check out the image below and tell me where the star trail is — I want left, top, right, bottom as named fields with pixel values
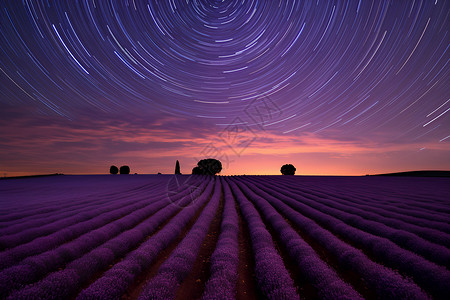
left=0, top=0, right=449, bottom=176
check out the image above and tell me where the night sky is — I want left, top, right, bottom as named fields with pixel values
left=1, top=0, right=449, bottom=176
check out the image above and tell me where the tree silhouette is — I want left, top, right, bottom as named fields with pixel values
left=110, top=165, right=118, bottom=175
left=175, top=160, right=181, bottom=175
left=120, top=165, right=130, bottom=174
left=281, top=164, right=296, bottom=175
left=196, top=158, right=222, bottom=175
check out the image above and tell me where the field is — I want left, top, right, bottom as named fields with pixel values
left=0, top=174, right=449, bottom=299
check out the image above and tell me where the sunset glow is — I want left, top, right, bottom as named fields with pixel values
left=1, top=1, right=449, bottom=176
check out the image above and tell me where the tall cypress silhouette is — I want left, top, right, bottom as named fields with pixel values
left=175, top=160, right=181, bottom=175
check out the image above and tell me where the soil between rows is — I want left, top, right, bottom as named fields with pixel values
left=235, top=194, right=259, bottom=300
left=271, top=202, right=374, bottom=299
left=174, top=186, right=224, bottom=300
left=242, top=179, right=375, bottom=298
left=122, top=190, right=213, bottom=300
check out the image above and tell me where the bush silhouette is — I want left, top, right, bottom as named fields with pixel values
left=175, top=160, right=181, bottom=175
left=120, top=165, right=130, bottom=174
left=192, top=166, right=203, bottom=175
left=281, top=164, right=296, bottom=175
left=195, top=158, right=222, bottom=175
left=110, top=165, right=118, bottom=174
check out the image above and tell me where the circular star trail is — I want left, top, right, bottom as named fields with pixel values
left=0, top=0, right=449, bottom=142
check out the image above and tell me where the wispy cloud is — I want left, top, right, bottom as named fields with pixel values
left=0, top=105, right=448, bottom=176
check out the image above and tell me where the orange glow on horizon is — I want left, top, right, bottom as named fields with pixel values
left=1, top=114, right=448, bottom=178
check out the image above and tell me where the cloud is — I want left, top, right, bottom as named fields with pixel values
left=1, top=104, right=448, bottom=176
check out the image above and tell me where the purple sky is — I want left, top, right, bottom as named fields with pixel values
left=1, top=1, right=449, bottom=176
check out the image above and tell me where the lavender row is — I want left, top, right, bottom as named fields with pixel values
left=291, top=176, right=448, bottom=206
left=0, top=177, right=161, bottom=223
left=0, top=177, right=181, bottom=264
left=251, top=178, right=450, bottom=265
left=202, top=178, right=239, bottom=300
left=279, top=182, right=450, bottom=246
left=0, top=179, right=168, bottom=236
left=243, top=178, right=448, bottom=299
left=296, top=178, right=449, bottom=219
left=0, top=189, right=167, bottom=251
left=346, top=184, right=450, bottom=213
left=6, top=178, right=209, bottom=299
left=231, top=177, right=363, bottom=300
left=137, top=178, right=222, bottom=299
left=257, top=178, right=450, bottom=267
left=0, top=194, right=128, bottom=236
left=76, top=177, right=215, bottom=299
left=1, top=179, right=207, bottom=298
left=240, top=177, right=431, bottom=299
left=310, top=183, right=450, bottom=225
left=226, top=178, right=299, bottom=300
left=0, top=194, right=167, bottom=270
left=0, top=195, right=111, bottom=226
left=264, top=176, right=450, bottom=247
left=1, top=199, right=167, bottom=298
left=338, top=177, right=450, bottom=211
left=252, top=177, right=450, bottom=243
left=291, top=177, right=450, bottom=218
left=272, top=175, right=448, bottom=211
left=266, top=176, right=450, bottom=227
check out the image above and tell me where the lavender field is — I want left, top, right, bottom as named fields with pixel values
left=0, top=175, right=449, bottom=299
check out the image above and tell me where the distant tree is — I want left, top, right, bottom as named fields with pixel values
left=120, top=165, right=130, bottom=174
left=110, top=165, right=119, bottom=175
left=197, top=158, right=222, bottom=175
left=175, top=160, right=181, bottom=175
left=192, top=166, right=203, bottom=175
left=281, top=164, right=296, bottom=175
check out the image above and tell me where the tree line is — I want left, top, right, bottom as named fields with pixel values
left=109, top=160, right=296, bottom=175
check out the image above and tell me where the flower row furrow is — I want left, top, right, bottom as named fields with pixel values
left=75, top=177, right=214, bottom=299
left=201, top=177, right=239, bottom=300
left=137, top=178, right=221, bottom=299
left=1, top=179, right=206, bottom=299
left=248, top=178, right=448, bottom=299
left=226, top=178, right=299, bottom=300
left=232, top=177, right=363, bottom=300
left=240, top=177, right=431, bottom=299
left=252, top=178, right=450, bottom=266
